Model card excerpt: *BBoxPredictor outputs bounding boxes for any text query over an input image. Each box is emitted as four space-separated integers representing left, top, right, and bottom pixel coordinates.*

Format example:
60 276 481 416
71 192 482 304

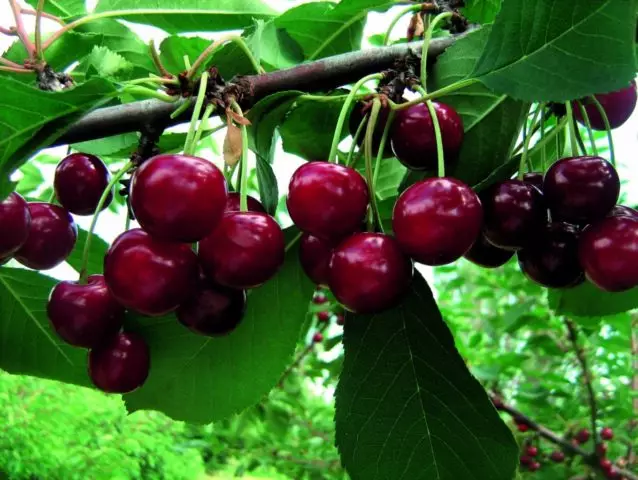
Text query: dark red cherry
518 222 584 289
481 180 546 250
177 279 246 337
519 455 532 466
287 162 369 240
15 203 77 270
224 192 266 214
393 177 482 265
312 332 324 343
54 153 112 215
348 102 393 157
463 233 514 268
88 332 150 393
574 80 637 130
600 459 613 471
390 102 464 171
517 423 529 433
526 446 538 457
543 156 619 224
47 274 124 348
130 154 227 242
198 212 284 289
336 313 345 326
601 427 614 441
528 462 541 472
597 443 609 456
328 233 412 314
0 192 31 258
579 216 638 292
299 233 336 285
317 311 330 322
523 172 544 192
550 451 565 463
608 205 638 219
313 292 327 304
575 428 591 444
103 228 198 316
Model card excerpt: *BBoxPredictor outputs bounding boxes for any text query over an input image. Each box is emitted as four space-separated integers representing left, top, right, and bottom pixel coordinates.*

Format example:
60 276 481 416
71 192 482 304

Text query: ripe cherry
390 102 464 171
317 311 331 323
601 427 614 441
299 233 335 286
579 216 638 292
313 292 328 305
103 228 198 316
519 455 532 466
198 212 285 289
518 222 584 288
463 233 514 268
349 102 393 157
528 462 541 472
575 428 591 444
523 172 544 192
328 233 412 314
54 153 112 215
88 332 150 393
15 203 77 270
130 154 227 242
597 443 609 456
544 156 619 224
517 423 529 433
177 280 246 337
287 162 368 240
336 313 345 326
393 177 482 265
312 332 324 343
608 205 638 219
526 446 538 457
224 192 266 214
550 451 565 463
47 275 124 348
573 80 637 130
0 192 31 258
600 458 613 471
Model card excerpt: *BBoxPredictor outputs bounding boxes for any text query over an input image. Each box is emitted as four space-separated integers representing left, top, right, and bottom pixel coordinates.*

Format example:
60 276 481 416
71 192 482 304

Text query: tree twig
20 8 64 25
0 26 16 36
276 322 329 388
8 0 36 59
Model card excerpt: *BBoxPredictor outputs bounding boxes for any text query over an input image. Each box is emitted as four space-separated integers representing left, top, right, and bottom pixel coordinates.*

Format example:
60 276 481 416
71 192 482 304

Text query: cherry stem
0 57 25 69
588 96 615 166
346 114 368 167
124 208 131 231
517 104 543 180
20 8 63 25
364 98 382 232
0 65 32 74
188 34 262 79
183 55 191 71
149 39 171 78
328 73 383 164
230 99 249 212
121 86 178 103
9 0 36 59
565 102 579 157
79 161 134 285
420 12 453 90
0 26 15 36
192 103 215 148
123 77 179 87
170 98 193 120
284 231 303 253
540 108 547 171
383 4 423 46
371 110 394 233
575 100 598 156
389 78 479 111
34 0 45 61
183 71 209 156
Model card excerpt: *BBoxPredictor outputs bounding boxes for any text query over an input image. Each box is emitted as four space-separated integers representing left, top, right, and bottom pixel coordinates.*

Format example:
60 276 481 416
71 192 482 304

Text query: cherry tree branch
8 0 36 59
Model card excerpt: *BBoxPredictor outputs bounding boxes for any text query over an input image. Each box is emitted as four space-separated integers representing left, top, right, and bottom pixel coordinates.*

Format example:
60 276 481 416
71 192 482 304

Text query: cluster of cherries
310 291 345 344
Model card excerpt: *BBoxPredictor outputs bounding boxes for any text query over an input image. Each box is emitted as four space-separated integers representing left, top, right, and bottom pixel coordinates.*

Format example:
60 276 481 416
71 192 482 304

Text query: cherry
103 228 198 316
575 428 591 444
317 311 330 322
518 222 584 288
313 292 328 305
393 177 482 265
543 156 619 224
287 162 368 240
177 279 246 337
390 102 464 171
528 462 541 472
336 313 345 326
600 458 613 471
130 154 227 242
224 192 266 214
54 153 112 215
608 205 638 219
312 332 324 343
463 233 514 268
601 427 614 441
517 423 529 433
519 455 532 466
550 451 565 463
15 203 77 270
88 332 150 393
328 233 412 314
579 216 638 292
299 233 335 286
198 212 284 289
0 192 31 258
523 172 544 192
526 446 538 457
349 102 393 157
47 274 124 348
597 443 609 456
573 80 637 130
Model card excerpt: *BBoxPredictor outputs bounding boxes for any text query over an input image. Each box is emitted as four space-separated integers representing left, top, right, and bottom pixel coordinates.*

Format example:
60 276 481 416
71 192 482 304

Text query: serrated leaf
335 273 518 480
16 162 45 197
85 46 134 79
24 0 86 18
256 154 279 215
472 0 637 102
548 281 638 318
66 227 111 277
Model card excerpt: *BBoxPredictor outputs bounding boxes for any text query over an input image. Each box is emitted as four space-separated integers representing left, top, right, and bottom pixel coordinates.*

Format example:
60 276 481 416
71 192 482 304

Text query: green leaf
0 77 116 199
66 227 110 277
472 0 637 101
122 231 315 422
72 133 139 156
16 162 45 197
93 0 278 34
461 0 502 23
85 46 134 79
548 281 638 318
256 152 279 215
160 36 211 75
24 0 86 18
335 273 518 480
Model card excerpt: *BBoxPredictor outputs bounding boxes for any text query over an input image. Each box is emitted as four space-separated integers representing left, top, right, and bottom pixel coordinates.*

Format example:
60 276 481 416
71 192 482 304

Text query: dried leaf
223 117 243 167
227 109 252 126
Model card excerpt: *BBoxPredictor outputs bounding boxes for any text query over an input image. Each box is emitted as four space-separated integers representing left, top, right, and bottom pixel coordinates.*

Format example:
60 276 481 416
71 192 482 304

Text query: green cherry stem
170 99 193 120
192 104 216 150
414 85 445 177
122 77 179 87
124 208 131 231
346 114 368 167
420 12 453 89
183 71 209 156
540 107 547 171
588 96 615 166
517 104 543 180
383 4 423 46
120 86 178 103
389 78 479 111
371 110 395 233
230 99 249 212
79 161 134 285
34 0 45 61
364 98 382 232
188 35 263 79
565 102 579 157
575 100 598 156
328 73 383 164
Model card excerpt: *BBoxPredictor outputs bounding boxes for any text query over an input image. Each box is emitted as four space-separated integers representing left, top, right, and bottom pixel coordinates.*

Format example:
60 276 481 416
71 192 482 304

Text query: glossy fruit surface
0 192 31 258
312 332 324 343
317 311 330 322
393 177 482 265
54 153 112 215
463 233 514 268
88 332 150 393
579 216 638 292
575 428 591 444
328 233 412 314
518 223 584 289
517 423 529 433
299 233 335 285
481 180 546 250
177 280 246 337
224 192 266 214
104 228 198 316
519 455 532 466
574 80 637 130
523 172 544 191
543 156 619 224
608 205 638 219
15 203 77 270
550 451 565 463
526 446 539 457
130 154 227 242
597 443 609 456
198 212 284 289
390 102 464 171
348 102 393 157
528 462 541 472
287 162 368 240
601 427 614 440
313 292 327 305
47 275 124 348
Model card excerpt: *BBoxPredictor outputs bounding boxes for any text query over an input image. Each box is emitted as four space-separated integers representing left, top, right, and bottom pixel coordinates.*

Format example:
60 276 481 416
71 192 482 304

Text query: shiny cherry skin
601 427 614 441
0 192 31 258
317 311 330 322
528 462 541 472
393 177 482 265
526 446 538 457
287 162 369 241
574 80 637 130
328 233 413 314
518 223 584 289
130 154 227 242
575 428 591 444
299 233 336 285
597 443 609 456
177 279 246 337
550 451 565 463
579 216 638 292
54 153 112 215
47 274 124 348
608 205 638 219
349 102 393 157
103 228 198 316
519 455 532 466
390 102 464 171
198 212 285 289
523 172 544 192
464 233 514 268
224 192 266 214
312 332 324 343
15 203 77 270
543 156 619 224
481 180 546 250
88 332 150 393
